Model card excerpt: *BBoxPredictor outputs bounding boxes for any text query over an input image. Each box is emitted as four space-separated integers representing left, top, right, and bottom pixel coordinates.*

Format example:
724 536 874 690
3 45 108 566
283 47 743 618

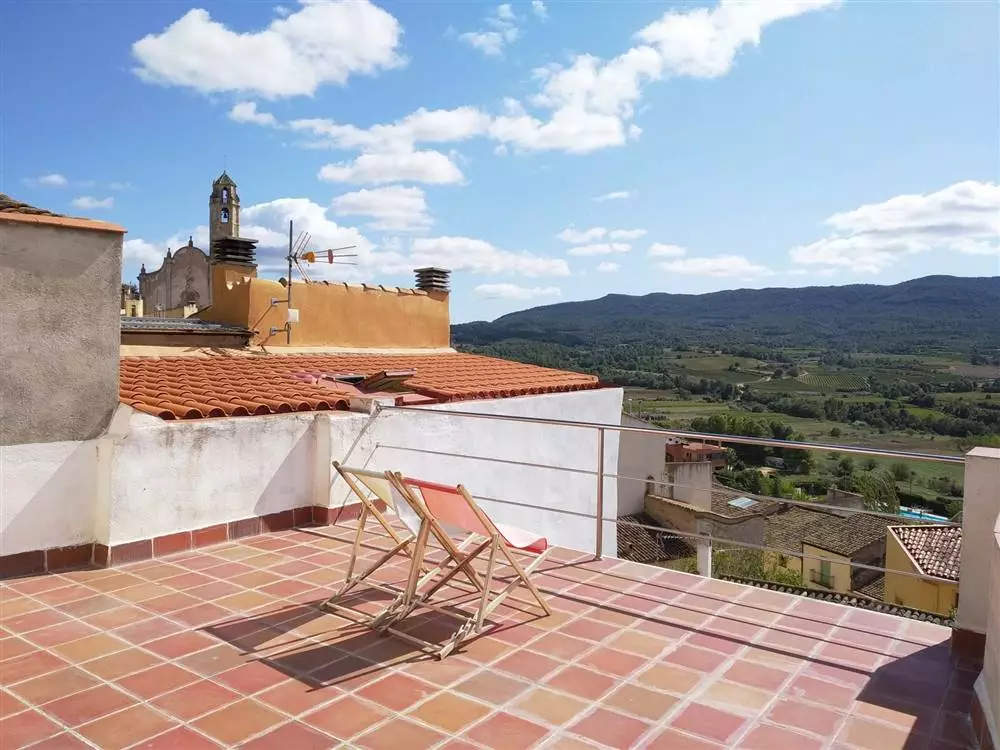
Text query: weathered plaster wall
0 440 99 555
0 219 123 444
107 411 341 544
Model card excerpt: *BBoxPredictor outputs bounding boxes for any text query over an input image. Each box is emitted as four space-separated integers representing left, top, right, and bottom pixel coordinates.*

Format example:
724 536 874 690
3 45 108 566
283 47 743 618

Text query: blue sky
4 0 998 323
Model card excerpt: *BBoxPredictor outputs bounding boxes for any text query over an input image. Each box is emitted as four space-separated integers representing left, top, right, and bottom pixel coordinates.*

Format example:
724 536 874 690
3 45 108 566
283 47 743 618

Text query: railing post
595 427 605 560
696 519 713 578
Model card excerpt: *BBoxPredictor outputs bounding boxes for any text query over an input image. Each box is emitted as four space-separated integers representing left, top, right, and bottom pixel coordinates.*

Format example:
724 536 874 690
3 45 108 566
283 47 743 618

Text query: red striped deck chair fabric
376 473 552 659
323 463 479 628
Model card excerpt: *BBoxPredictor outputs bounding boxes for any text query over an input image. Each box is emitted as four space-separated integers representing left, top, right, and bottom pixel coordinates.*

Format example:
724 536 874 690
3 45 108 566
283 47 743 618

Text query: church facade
137 172 240 314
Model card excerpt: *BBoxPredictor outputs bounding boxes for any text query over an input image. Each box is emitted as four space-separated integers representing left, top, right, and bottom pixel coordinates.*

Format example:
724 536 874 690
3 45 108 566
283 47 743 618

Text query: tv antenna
272 220 359 344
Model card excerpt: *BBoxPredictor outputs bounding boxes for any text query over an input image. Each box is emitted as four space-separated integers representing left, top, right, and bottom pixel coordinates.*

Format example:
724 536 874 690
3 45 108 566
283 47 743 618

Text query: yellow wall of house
202 265 450 349
246 277 450 349
884 534 958 616
802 544 853 593
203 263 254 328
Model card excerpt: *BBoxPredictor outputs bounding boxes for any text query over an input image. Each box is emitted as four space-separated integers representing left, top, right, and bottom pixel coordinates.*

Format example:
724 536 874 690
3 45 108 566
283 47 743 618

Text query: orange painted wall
205 270 450 348
203 264 254 328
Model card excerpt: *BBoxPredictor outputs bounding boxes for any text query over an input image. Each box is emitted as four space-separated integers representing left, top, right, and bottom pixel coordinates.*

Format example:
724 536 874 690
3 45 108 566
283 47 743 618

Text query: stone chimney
415 267 450 293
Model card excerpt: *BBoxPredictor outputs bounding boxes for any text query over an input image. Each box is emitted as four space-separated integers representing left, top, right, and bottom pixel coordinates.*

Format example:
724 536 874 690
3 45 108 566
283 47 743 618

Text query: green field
798 372 869 391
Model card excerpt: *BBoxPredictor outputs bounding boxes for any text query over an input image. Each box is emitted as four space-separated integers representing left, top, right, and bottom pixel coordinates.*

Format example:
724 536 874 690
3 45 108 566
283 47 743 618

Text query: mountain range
453 276 1000 353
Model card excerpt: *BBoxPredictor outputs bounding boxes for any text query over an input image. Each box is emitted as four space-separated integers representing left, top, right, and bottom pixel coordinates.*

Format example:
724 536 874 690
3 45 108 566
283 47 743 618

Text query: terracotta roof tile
119 352 602 420
889 525 962 581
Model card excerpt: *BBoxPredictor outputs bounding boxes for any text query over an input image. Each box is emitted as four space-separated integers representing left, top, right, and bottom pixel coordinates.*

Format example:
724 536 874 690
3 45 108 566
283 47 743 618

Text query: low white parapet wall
1 388 630 573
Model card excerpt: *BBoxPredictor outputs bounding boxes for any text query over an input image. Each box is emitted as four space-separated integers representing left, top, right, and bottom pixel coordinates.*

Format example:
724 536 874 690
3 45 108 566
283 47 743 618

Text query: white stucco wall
8 389 627 558
617 416 668 517
337 389 625 556
976 516 999 748
106 411 367 544
957 447 1000 635
0 440 99 555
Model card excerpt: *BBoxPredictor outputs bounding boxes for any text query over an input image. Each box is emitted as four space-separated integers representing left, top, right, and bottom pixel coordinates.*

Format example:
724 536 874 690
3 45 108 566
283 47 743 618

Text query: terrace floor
0 522 982 750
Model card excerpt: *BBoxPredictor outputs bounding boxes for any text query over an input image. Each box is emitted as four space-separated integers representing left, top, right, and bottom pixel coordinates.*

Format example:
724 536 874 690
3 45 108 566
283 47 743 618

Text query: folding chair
376 472 552 659
322 463 480 627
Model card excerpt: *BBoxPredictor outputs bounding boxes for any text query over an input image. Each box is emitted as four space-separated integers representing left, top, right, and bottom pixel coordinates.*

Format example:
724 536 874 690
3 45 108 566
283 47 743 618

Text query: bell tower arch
209 171 240 252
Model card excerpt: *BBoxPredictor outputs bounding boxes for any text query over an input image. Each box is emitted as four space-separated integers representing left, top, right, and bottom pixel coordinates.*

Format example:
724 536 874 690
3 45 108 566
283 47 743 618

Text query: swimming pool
899 506 950 522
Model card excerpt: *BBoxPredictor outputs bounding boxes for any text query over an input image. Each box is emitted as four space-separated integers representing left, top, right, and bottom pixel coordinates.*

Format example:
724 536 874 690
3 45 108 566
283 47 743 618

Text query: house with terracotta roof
885 524 962 616
1 195 659 574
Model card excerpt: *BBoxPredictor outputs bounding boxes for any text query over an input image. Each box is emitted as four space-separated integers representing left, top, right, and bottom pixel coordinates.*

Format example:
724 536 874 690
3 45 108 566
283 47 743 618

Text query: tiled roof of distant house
803 512 891 557
709 488 781 519
0 193 63 216
120 317 252 336
889 525 962 581
120 353 603 420
0 193 124 233
766 506 890 558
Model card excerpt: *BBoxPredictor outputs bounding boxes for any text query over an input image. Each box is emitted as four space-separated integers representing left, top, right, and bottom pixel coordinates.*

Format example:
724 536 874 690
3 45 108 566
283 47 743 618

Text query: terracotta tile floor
0 523 982 749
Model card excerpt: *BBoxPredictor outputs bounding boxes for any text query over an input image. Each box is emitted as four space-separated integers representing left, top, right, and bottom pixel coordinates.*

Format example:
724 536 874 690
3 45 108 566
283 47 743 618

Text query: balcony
0 518 981 749
809 570 836 590
2 400 998 749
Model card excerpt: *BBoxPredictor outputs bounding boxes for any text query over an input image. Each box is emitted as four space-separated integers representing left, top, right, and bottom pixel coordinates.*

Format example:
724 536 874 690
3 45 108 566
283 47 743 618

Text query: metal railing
373 403 966 591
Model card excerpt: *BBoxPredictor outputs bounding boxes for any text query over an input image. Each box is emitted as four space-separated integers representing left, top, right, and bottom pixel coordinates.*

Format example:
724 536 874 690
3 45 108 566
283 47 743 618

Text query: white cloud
567 242 631 257
273 5 291 16
657 254 771 277
593 190 632 202
556 226 645 243
408 237 570 277
123 238 169 269
25 173 68 188
490 0 836 153
331 185 432 231
459 4 521 57
290 107 491 152
228 101 279 126
318 150 464 185
597 262 620 273
109 181 132 191
71 196 114 210
790 180 1000 273
531 1 547 20
557 226 607 244
475 283 561 300
609 228 646 240
648 242 687 258
131 0 405 99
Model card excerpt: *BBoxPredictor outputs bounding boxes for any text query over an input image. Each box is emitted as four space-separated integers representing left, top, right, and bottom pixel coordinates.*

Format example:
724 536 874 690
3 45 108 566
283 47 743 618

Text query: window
221 188 229 202
220 208 229 224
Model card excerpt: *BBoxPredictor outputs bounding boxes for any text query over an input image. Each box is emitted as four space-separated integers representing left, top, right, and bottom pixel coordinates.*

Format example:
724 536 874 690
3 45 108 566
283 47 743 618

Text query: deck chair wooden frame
374 472 552 659
322 462 480 628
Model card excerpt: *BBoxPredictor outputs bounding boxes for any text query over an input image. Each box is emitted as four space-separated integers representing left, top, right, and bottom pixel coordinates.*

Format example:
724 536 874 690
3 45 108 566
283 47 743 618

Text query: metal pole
595 427 605 560
286 220 293 345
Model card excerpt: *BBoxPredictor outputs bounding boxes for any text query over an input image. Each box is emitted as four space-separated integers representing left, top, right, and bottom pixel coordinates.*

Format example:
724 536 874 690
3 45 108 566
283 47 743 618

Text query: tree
862 458 878 472
837 456 855 476
829 427 842 438
854 470 901 515
889 462 912 482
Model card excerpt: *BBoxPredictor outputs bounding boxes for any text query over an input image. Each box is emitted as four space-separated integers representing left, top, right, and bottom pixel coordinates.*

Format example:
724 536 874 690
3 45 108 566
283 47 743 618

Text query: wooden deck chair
323 462 480 626
376 472 552 659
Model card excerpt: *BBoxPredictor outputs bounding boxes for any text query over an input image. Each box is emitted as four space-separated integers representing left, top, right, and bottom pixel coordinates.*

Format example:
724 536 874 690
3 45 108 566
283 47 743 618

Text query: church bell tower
209 171 240 252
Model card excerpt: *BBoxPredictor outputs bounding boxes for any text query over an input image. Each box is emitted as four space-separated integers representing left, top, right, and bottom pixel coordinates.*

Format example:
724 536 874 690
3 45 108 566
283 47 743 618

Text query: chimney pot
415 267 450 293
